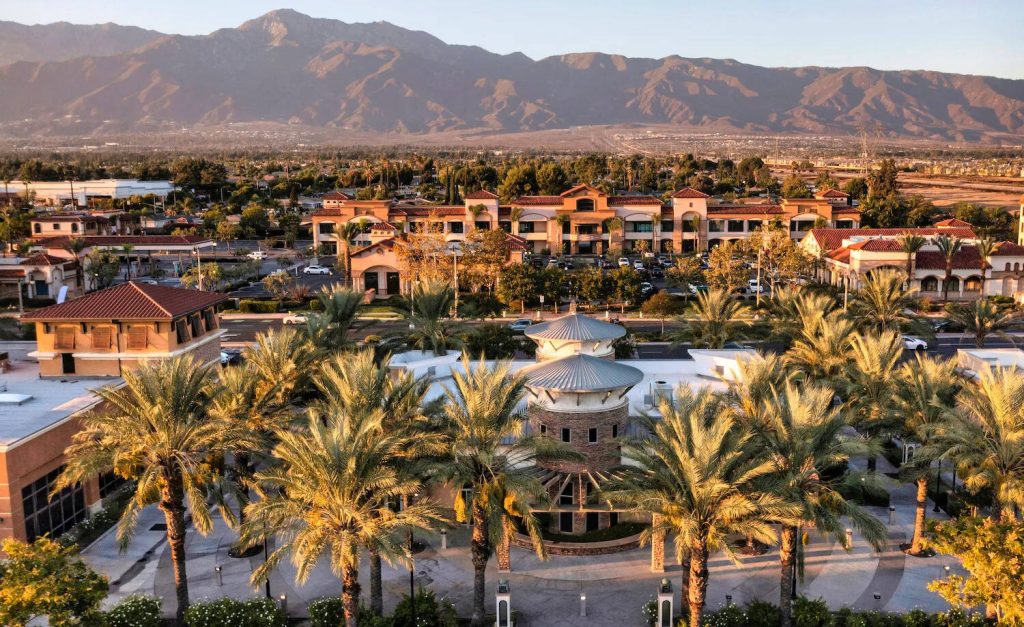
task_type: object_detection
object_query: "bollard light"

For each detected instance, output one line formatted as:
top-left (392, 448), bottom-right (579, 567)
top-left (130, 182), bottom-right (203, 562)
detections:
top-left (580, 593), bottom-right (587, 617)
top-left (279, 594), bottom-right (288, 614)
top-left (726, 595), bottom-right (733, 606)
top-left (214, 565), bottom-right (223, 586)
top-left (845, 528), bottom-right (853, 548)
top-left (888, 505), bottom-right (896, 525)
top-left (873, 593), bottom-right (881, 601)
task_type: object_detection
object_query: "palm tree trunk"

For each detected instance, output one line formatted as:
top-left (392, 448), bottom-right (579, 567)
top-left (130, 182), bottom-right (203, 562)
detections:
top-left (779, 525), bottom-right (798, 627)
top-left (342, 563), bottom-right (361, 627)
top-left (687, 541), bottom-right (709, 627)
top-left (909, 477), bottom-right (928, 555)
top-left (943, 268), bottom-right (951, 303)
top-left (159, 477), bottom-right (190, 623)
top-left (470, 497), bottom-right (491, 627)
top-left (369, 546), bottom-right (384, 615)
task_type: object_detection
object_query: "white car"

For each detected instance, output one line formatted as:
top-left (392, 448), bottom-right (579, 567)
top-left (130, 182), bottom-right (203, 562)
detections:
top-left (617, 257), bottom-right (629, 267)
top-left (747, 279), bottom-right (765, 294)
top-left (282, 313), bottom-right (309, 325)
top-left (247, 250), bottom-right (268, 260)
top-left (903, 336), bottom-right (928, 351)
top-left (303, 264), bottom-right (331, 275)
top-left (633, 261), bottom-right (645, 271)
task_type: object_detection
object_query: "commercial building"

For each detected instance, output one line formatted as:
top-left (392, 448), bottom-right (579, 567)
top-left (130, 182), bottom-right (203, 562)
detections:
top-left (4, 179), bottom-right (175, 207)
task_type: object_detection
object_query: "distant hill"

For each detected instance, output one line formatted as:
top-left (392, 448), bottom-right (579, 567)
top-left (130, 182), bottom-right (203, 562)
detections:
top-left (0, 9), bottom-right (1022, 142)
top-left (0, 20), bottom-right (163, 65)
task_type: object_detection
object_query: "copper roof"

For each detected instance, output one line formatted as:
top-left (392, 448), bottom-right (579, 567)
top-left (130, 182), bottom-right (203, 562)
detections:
top-left (672, 188), bottom-right (710, 199)
top-left (24, 281), bottom-right (227, 321)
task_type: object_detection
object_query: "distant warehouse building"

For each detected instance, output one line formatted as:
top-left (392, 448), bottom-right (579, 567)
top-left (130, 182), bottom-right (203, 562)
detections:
top-left (4, 179), bottom-right (175, 206)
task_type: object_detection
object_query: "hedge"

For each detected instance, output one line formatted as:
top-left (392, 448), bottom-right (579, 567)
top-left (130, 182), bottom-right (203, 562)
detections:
top-left (238, 299), bottom-right (280, 314)
top-left (104, 594), bottom-right (161, 627)
top-left (184, 597), bottom-right (286, 627)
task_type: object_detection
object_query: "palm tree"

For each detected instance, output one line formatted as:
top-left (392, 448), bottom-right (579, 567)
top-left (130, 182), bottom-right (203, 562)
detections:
top-left (605, 387), bottom-right (795, 627)
top-left (849, 269), bottom-right (929, 336)
top-left (121, 244), bottom-right (135, 280)
top-left (975, 237), bottom-right (995, 298)
top-left (314, 350), bottom-right (434, 616)
top-left (62, 236), bottom-right (88, 293)
top-left (768, 287), bottom-right (837, 348)
top-left (689, 215), bottom-right (702, 253)
top-left (509, 207), bottom-right (524, 236)
top-left (784, 310), bottom-right (856, 386)
top-left (675, 288), bottom-right (751, 349)
top-left (942, 366), bottom-right (1024, 522)
top-left (306, 285), bottom-right (362, 352)
top-left (934, 235), bottom-right (963, 303)
top-left (897, 234), bottom-right (927, 289)
top-left (337, 219), bottom-right (367, 286)
top-left (468, 203), bottom-right (489, 228)
top-left (241, 408), bottom-right (442, 627)
top-left (842, 331), bottom-right (904, 471)
top-left (893, 355), bottom-right (960, 555)
top-left (943, 300), bottom-right (1023, 348)
top-left (434, 356), bottom-right (564, 627)
top-left (408, 279), bottom-right (461, 355)
top-left (741, 383), bottom-right (887, 627)
top-left (54, 357), bottom-right (247, 623)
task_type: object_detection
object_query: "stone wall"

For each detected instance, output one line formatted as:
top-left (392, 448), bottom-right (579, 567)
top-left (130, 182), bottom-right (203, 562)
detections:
top-left (529, 404), bottom-right (628, 473)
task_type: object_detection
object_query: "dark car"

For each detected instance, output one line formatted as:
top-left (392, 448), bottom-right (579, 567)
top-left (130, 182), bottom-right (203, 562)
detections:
top-left (650, 267), bottom-right (665, 279)
top-left (530, 258), bottom-right (544, 269)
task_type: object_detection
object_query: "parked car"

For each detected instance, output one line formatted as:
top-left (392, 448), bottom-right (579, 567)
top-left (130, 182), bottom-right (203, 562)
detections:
top-left (508, 319), bottom-right (534, 333)
top-left (650, 267), bottom-right (665, 279)
top-left (633, 261), bottom-right (645, 271)
top-left (135, 278), bottom-right (159, 285)
top-left (561, 261), bottom-right (574, 271)
top-left (547, 258), bottom-right (560, 267)
top-left (600, 260), bottom-right (616, 270)
top-left (247, 250), bottom-right (268, 260)
top-left (219, 348), bottom-right (243, 366)
top-left (617, 257), bottom-right (630, 267)
top-left (303, 264), bottom-right (332, 275)
top-left (530, 258), bottom-right (544, 269)
top-left (283, 313), bottom-right (309, 325)
top-left (640, 282), bottom-right (655, 296)
top-left (903, 336), bottom-right (928, 351)
top-left (747, 279), bottom-right (765, 294)
top-left (688, 282), bottom-right (709, 295)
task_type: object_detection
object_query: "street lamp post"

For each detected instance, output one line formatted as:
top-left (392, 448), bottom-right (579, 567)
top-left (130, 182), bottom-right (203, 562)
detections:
top-left (933, 459), bottom-right (942, 514)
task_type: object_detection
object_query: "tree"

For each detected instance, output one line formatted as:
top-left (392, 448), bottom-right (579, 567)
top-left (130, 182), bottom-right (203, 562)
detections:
top-left (261, 271), bottom-right (293, 298)
top-left (496, 263), bottom-right (537, 313)
top-left (576, 265), bottom-right (613, 305)
top-left (780, 174), bottom-right (811, 199)
top-left (641, 290), bottom-right (685, 333)
top-left (461, 229), bottom-right (509, 293)
top-left (893, 355), bottom-right (959, 555)
top-left (814, 171), bottom-right (840, 193)
top-left (179, 261), bottom-right (222, 291)
top-left (705, 242), bottom-right (748, 292)
top-left (536, 162), bottom-right (570, 195)
top-left (606, 387), bottom-right (794, 627)
top-left (435, 357), bottom-right (566, 627)
top-left (336, 220), bottom-right (366, 284)
top-left (842, 331), bottom-right (904, 471)
top-left (496, 164), bottom-right (537, 203)
top-left (84, 249), bottom-right (121, 290)
top-left (0, 537), bottom-right (108, 627)
top-left (306, 285), bottom-right (362, 352)
top-left (784, 310), bottom-right (856, 386)
top-left (539, 266), bottom-right (567, 313)
top-left (867, 159), bottom-right (900, 201)
top-left (216, 220), bottom-right (241, 250)
top-left (849, 269), bottom-right (929, 336)
top-left (611, 266), bottom-right (643, 313)
top-left (676, 288), bottom-right (751, 348)
top-left (239, 204), bottom-right (270, 238)
top-left (242, 407), bottom-right (441, 627)
top-left (943, 300), bottom-right (1023, 348)
top-left (744, 228), bottom-right (812, 291)
top-left (408, 279), bottom-right (460, 355)
top-left (842, 177), bottom-right (868, 201)
top-left (927, 516), bottom-right (1024, 623)
top-left (55, 357), bottom-right (245, 623)
top-left (767, 287), bottom-right (837, 349)
top-left (897, 234), bottom-right (927, 288)
top-left (121, 244), bottom-right (136, 280)
top-left (942, 366), bottom-right (1024, 521)
top-left (665, 257), bottom-right (703, 291)
top-left (934, 234), bottom-right (963, 303)
top-left (62, 237), bottom-right (88, 292)
top-left (975, 236), bottom-right (995, 298)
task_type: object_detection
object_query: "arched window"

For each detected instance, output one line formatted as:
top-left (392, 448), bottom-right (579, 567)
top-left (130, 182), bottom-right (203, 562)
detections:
top-left (943, 277), bottom-right (960, 293)
top-left (1005, 263), bottom-right (1011, 271)
top-left (1015, 263), bottom-right (1021, 272)
top-left (964, 276), bottom-right (982, 292)
top-left (921, 276), bottom-right (939, 292)
top-left (576, 198), bottom-right (595, 212)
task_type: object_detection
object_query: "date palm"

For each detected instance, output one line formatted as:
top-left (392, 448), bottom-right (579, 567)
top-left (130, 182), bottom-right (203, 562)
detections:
top-left (242, 408), bottom-right (442, 627)
top-left (975, 237), bottom-right (995, 298)
top-left (54, 357), bottom-right (247, 622)
top-left (306, 285), bottom-right (362, 352)
top-left (433, 356), bottom-right (566, 627)
top-left (893, 355), bottom-right (960, 555)
top-left (943, 300), bottom-right (1022, 348)
top-left (408, 279), bottom-right (462, 355)
top-left (337, 219), bottom-right (366, 285)
top-left (768, 287), bottom-right (837, 348)
top-left (675, 287), bottom-right (751, 349)
top-left (934, 235), bottom-right (963, 303)
top-left (749, 383), bottom-right (887, 627)
top-left (849, 269), bottom-right (929, 336)
top-left (605, 387), bottom-right (795, 627)
top-left (942, 366), bottom-right (1024, 522)
top-left (784, 310), bottom-right (856, 386)
top-left (841, 331), bottom-right (903, 471)
top-left (62, 236), bottom-right (88, 293)
top-left (897, 234), bottom-right (927, 289)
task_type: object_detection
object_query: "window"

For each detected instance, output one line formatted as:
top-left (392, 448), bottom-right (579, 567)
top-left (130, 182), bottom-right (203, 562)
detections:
top-left (708, 220), bottom-right (724, 233)
top-left (22, 466), bottom-right (86, 543)
top-left (175, 319), bottom-right (190, 344)
top-left (790, 220), bottom-right (816, 232)
top-left (612, 424), bottom-right (618, 438)
top-left (448, 221), bottom-right (464, 234)
top-left (747, 220), bottom-right (762, 231)
top-left (727, 220), bottom-right (745, 233)
top-left (682, 219), bottom-right (698, 233)
top-left (561, 427), bottom-right (571, 443)
top-left (559, 484), bottom-right (574, 505)
top-left (127, 326), bottom-right (148, 350)
top-left (630, 222), bottom-right (653, 233)
top-left (203, 308), bottom-right (217, 331)
top-left (943, 277), bottom-right (960, 293)
top-left (835, 220), bottom-right (854, 229)
top-left (475, 221), bottom-right (490, 231)
top-left (661, 220), bottom-right (674, 233)
top-left (54, 326), bottom-right (76, 350)
top-left (540, 424), bottom-right (547, 435)
top-left (190, 314), bottom-right (203, 338)
top-left (559, 512), bottom-right (574, 533)
top-left (921, 277), bottom-right (939, 292)
top-left (499, 221), bottom-right (511, 233)
top-left (562, 220), bottom-right (571, 235)
top-left (964, 277), bottom-right (982, 292)
top-left (98, 472), bottom-right (127, 499)
top-left (33, 223), bottom-right (41, 233)
top-left (71, 223), bottom-right (79, 233)
top-left (577, 224), bottom-right (595, 235)
top-left (52, 223), bottom-right (60, 230)
top-left (91, 326), bottom-right (113, 351)
top-left (318, 223), bottom-right (335, 234)
top-left (588, 427), bottom-right (598, 444)
top-left (576, 198), bottom-right (595, 212)
top-left (518, 221), bottom-right (535, 234)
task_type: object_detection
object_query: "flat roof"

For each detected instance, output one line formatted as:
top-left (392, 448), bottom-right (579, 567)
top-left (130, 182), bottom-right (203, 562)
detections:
top-left (0, 361), bottom-right (115, 450)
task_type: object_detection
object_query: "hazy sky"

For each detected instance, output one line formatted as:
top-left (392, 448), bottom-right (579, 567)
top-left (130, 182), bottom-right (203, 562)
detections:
top-left (6, 0), bottom-right (1022, 78)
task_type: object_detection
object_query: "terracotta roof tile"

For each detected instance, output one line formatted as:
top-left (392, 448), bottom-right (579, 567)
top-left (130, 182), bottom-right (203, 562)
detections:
top-left (464, 190), bottom-right (499, 200)
top-left (33, 235), bottom-right (211, 248)
top-left (806, 227), bottom-right (976, 252)
top-left (21, 253), bottom-right (70, 266)
top-left (0, 269), bottom-right (24, 279)
top-left (513, 196), bottom-right (563, 206)
top-left (323, 191), bottom-right (352, 201)
top-left (934, 218), bottom-right (973, 228)
top-left (915, 249), bottom-right (984, 271)
top-left (815, 188), bottom-right (849, 198)
top-left (23, 282), bottom-right (227, 321)
top-left (672, 188), bottom-right (710, 199)
top-left (707, 204), bottom-right (784, 216)
top-left (392, 206), bottom-right (465, 217)
top-left (607, 195), bottom-right (662, 206)
top-left (991, 241), bottom-right (1024, 256)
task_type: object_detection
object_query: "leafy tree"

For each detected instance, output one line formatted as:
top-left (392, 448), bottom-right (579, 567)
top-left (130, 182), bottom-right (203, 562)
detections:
top-left (0, 537), bottom-right (108, 627)
top-left (641, 290), bottom-right (685, 333)
top-left (539, 266), bottom-right (567, 313)
top-left (928, 516), bottom-right (1024, 623)
top-left (842, 177), bottom-right (868, 200)
top-left (496, 164), bottom-right (537, 203)
top-left (576, 265), bottom-right (613, 305)
top-left (496, 263), bottom-right (537, 314)
top-left (261, 271), bottom-right (293, 298)
top-left (780, 174), bottom-right (811, 199)
top-left (705, 242), bottom-right (748, 292)
top-left (85, 249), bottom-right (122, 290)
top-left (943, 300), bottom-right (1023, 348)
top-left (180, 261), bottom-right (223, 291)
top-left (743, 228), bottom-right (812, 291)
top-left (460, 229), bottom-right (509, 293)
top-left (952, 203), bottom-right (1014, 241)
top-left (536, 162), bottom-right (570, 195)
top-left (666, 256), bottom-right (704, 290)
top-left (215, 220), bottom-right (241, 249)
top-left (239, 204), bottom-right (270, 238)
top-left (814, 171), bottom-right (840, 193)
top-left (55, 357), bottom-right (246, 623)
top-left (867, 159), bottom-right (900, 201)
top-left (462, 324), bottom-right (523, 359)
top-left (610, 266), bottom-right (643, 313)
top-left (606, 387), bottom-right (795, 627)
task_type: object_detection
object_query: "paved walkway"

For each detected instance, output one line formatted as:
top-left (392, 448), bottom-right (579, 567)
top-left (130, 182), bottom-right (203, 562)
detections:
top-left (82, 455), bottom-right (962, 626)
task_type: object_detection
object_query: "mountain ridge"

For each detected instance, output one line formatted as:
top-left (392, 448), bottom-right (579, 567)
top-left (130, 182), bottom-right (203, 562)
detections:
top-left (0, 9), bottom-right (1021, 142)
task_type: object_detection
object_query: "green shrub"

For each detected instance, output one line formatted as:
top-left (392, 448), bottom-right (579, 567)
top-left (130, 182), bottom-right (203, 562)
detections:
top-left (743, 600), bottom-right (782, 627)
top-left (461, 324), bottom-right (522, 359)
top-left (702, 604), bottom-right (745, 627)
top-left (184, 597), bottom-right (286, 627)
top-left (104, 594), bottom-right (161, 627)
top-left (308, 597), bottom-right (345, 627)
top-left (238, 299), bottom-right (280, 314)
top-left (392, 589), bottom-right (458, 627)
top-left (794, 597), bottom-right (834, 627)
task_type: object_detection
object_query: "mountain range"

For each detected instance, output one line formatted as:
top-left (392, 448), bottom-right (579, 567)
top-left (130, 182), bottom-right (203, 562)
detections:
top-left (0, 9), bottom-right (1022, 143)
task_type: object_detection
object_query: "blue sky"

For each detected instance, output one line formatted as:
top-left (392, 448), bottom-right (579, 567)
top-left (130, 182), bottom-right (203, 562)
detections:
top-left (7, 0), bottom-right (1022, 78)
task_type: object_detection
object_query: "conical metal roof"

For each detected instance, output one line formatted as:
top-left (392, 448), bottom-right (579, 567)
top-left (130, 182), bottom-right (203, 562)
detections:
top-left (525, 314), bottom-right (626, 342)
top-left (520, 353), bottom-right (643, 392)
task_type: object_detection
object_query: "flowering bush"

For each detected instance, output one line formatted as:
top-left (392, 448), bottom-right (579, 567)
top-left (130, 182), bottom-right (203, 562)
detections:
top-left (184, 597), bottom-right (286, 627)
top-left (105, 594), bottom-right (161, 627)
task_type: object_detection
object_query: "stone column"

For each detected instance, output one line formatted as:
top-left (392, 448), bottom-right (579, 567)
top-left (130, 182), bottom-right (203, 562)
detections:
top-left (650, 513), bottom-right (666, 573)
top-left (497, 524), bottom-right (511, 573)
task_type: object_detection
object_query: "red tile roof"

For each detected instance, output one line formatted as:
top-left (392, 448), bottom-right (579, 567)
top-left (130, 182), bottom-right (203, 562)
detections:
top-left (33, 235), bottom-right (211, 248)
top-left (392, 206), bottom-right (465, 217)
top-left (513, 196), bottom-right (563, 206)
top-left (991, 241), bottom-right (1024, 256)
top-left (672, 188), bottom-right (710, 199)
top-left (707, 204), bottom-right (784, 216)
top-left (815, 189), bottom-right (849, 199)
top-left (560, 184), bottom-right (604, 197)
top-left (933, 218), bottom-right (973, 228)
top-left (323, 191), bottom-right (352, 201)
top-left (24, 282), bottom-right (227, 321)
top-left (352, 238), bottom-right (398, 256)
top-left (806, 227), bottom-right (976, 252)
top-left (607, 195), bottom-right (662, 206)
top-left (32, 214), bottom-right (109, 223)
top-left (21, 253), bottom-right (71, 266)
top-left (464, 190), bottom-right (499, 200)
top-left (915, 249), bottom-right (984, 271)
top-left (505, 233), bottom-right (528, 251)
top-left (846, 239), bottom-right (903, 252)
top-left (0, 269), bottom-right (24, 279)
